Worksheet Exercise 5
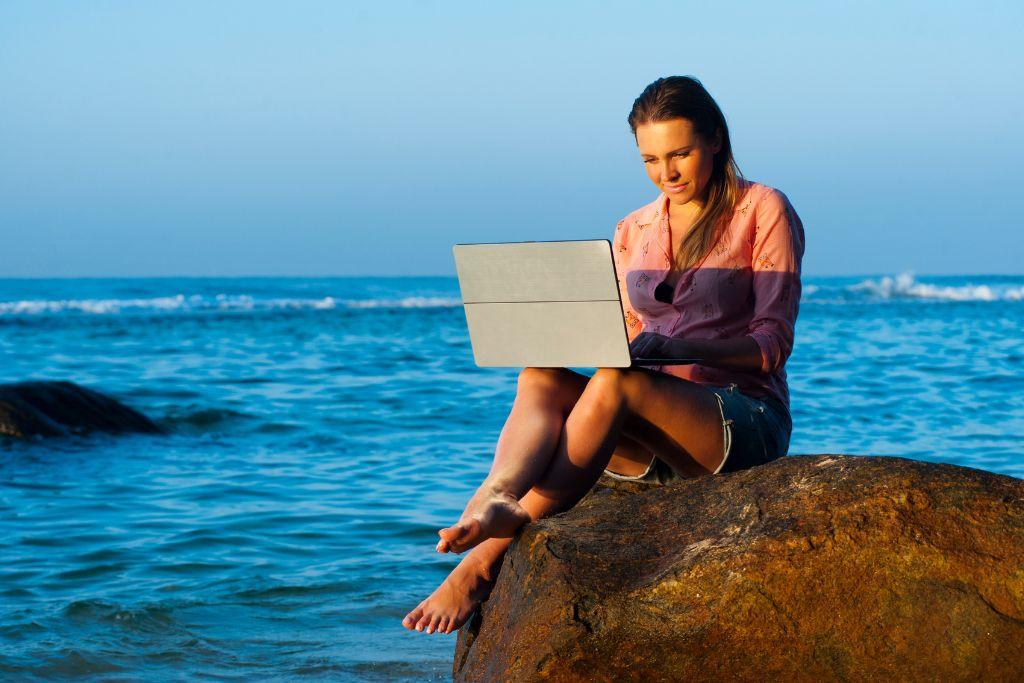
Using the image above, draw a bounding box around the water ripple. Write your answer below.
[1,275,1022,679]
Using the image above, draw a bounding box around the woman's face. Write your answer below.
[634,118,721,210]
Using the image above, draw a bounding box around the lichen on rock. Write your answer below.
[454,454,1024,681]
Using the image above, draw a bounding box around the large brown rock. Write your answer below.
[0,381,162,438]
[454,454,1024,681]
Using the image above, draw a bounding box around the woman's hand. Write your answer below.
[628,332,695,361]
[630,333,765,372]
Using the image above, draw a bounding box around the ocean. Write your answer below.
[1,274,1022,680]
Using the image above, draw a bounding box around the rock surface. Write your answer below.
[453,454,1024,682]
[0,381,162,438]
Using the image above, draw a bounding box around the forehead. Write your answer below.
[634,118,699,155]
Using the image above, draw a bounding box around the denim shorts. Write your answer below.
[603,382,792,485]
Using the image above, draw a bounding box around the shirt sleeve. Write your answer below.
[613,218,644,344]
[746,188,805,373]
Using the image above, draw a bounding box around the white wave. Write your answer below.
[0,294,462,316]
[346,296,461,309]
[0,295,192,315]
[848,272,1024,302]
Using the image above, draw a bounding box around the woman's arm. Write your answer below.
[629,333,763,372]
[745,188,805,373]
[630,187,805,373]
[676,336,763,372]
[613,219,644,344]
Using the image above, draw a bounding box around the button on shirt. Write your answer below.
[613,180,805,411]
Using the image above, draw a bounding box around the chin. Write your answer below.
[666,192,694,204]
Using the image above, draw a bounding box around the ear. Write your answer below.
[710,128,723,154]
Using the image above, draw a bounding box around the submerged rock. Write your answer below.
[0,381,162,438]
[454,454,1024,681]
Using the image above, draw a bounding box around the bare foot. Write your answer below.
[402,552,496,634]
[436,485,531,554]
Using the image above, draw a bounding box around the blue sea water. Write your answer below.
[1,274,1022,680]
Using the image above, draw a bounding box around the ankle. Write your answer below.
[482,478,524,500]
[462,548,505,583]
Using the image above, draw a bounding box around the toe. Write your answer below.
[438,616,451,634]
[439,522,468,543]
[426,613,441,634]
[402,605,424,630]
[415,611,431,632]
[448,520,481,553]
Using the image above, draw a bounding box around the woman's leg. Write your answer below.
[403,367,648,634]
[437,367,724,553]
[436,367,596,552]
[403,367,725,634]
[479,367,590,494]
[526,366,727,512]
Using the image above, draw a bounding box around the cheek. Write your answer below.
[683,157,706,181]
[696,155,715,183]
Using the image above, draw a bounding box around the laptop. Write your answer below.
[452,239,701,368]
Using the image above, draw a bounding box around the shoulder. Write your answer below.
[617,194,664,232]
[741,180,802,232]
[740,179,791,212]
[742,180,805,260]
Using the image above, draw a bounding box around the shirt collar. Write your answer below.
[635,193,668,228]
[642,193,672,267]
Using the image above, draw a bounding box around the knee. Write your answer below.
[589,367,626,391]
[586,368,629,406]
[517,367,572,398]
[588,367,648,408]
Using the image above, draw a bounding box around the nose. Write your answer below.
[659,160,678,182]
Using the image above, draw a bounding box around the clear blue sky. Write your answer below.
[1,1,1021,277]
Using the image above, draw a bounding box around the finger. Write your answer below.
[642,333,664,355]
[629,332,651,356]
[638,334,668,359]
[628,333,647,354]
[647,336,666,356]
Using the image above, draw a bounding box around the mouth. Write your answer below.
[663,182,689,194]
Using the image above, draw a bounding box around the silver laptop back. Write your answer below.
[453,240,630,368]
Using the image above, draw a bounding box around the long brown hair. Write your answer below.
[628,76,743,271]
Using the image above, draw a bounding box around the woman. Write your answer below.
[403,75,804,635]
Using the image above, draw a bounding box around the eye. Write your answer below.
[674,152,690,158]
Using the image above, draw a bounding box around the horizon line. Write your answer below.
[2,271,1024,281]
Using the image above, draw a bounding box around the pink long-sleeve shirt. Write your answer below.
[613,179,805,411]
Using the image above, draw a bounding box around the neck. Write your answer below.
[668,199,702,224]
[667,188,709,217]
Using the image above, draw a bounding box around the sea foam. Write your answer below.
[3,275,1022,317]
[847,273,1024,302]
[0,295,462,316]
